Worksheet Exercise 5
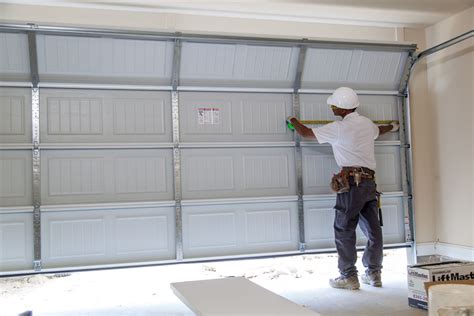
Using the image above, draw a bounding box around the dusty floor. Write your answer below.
[0,249,427,316]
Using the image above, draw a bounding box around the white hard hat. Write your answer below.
[327,87,359,109]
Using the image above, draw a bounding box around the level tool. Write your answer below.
[287,120,398,130]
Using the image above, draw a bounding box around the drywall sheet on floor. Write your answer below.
[171,277,319,315]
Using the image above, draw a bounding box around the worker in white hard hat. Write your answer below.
[287,87,399,290]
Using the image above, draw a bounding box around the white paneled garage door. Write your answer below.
[0,25,416,274]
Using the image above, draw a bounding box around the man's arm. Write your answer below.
[288,117,316,139]
[378,121,399,136]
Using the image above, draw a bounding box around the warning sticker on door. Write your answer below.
[198,108,220,125]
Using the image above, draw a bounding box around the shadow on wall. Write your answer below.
[426,45,474,67]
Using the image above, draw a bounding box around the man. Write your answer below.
[287,87,399,290]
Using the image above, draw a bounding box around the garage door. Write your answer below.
[0,26,416,274]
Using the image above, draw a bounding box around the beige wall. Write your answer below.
[3,3,471,248]
[1,3,398,41]
[423,7,474,247]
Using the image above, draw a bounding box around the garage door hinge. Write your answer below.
[299,243,306,252]
[33,260,41,271]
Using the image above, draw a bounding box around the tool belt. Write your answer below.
[330,166,375,193]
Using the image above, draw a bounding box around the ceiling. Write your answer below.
[2,0,474,27]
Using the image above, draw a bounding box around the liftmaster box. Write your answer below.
[407,261,474,310]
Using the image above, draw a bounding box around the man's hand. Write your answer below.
[390,121,400,132]
[286,116,298,130]
[378,121,400,136]
[286,116,316,139]
[286,116,297,124]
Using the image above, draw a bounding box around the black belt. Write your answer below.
[342,166,375,176]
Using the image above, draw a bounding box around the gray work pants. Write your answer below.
[334,178,383,277]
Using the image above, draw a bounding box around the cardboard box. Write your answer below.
[407,261,474,310]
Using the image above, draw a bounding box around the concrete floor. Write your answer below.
[1,249,427,316]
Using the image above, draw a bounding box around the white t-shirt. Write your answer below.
[313,112,379,170]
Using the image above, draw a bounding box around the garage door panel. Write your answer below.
[181,148,296,199]
[302,148,340,195]
[300,94,399,141]
[376,199,405,244]
[304,197,405,249]
[0,150,32,207]
[304,203,334,248]
[0,212,33,272]
[302,146,401,194]
[358,95,400,142]
[48,217,106,259]
[355,198,404,244]
[186,211,237,250]
[0,28,415,272]
[181,93,233,138]
[40,89,172,143]
[301,48,408,90]
[375,147,402,192]
[41,149,173,204]
[41,206,175,268]
[182,201,299,258]
[45,96,104,136]
[116,214,171,255]
[0,88,32,144]
[0,33,30,81]
[180,92,293,142]
[180,42,299,88]
[36,35,174,84]
[300,94,336,121]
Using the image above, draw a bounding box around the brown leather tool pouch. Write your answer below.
[330,170,350,193]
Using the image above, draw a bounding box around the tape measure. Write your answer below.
[299,120,398,125]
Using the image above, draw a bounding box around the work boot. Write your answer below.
[329,275,360,290]
[361,271,382,287]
